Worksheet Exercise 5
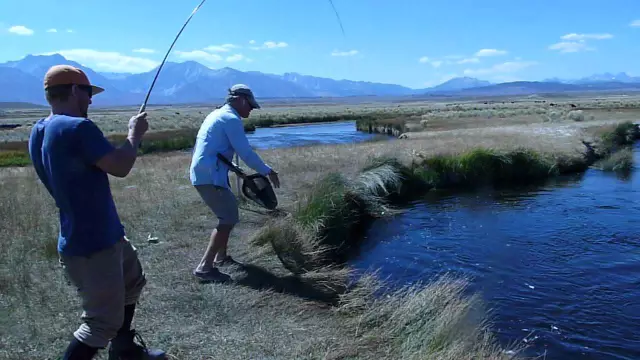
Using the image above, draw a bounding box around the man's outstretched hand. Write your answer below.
[268,170,280,188]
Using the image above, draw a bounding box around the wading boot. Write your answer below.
[108,329,166,360]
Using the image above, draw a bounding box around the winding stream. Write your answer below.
[352,144,640,360]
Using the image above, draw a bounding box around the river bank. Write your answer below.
[0,120,636,359]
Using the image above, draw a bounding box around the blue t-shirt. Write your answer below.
[28,114,125,256]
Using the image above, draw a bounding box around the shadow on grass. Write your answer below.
[231,263,343,306]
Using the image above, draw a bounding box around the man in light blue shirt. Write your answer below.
[190,84,280,282]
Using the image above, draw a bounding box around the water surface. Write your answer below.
[246,120,380,149]
[352,145,640,360]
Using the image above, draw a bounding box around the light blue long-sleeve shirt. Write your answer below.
[189,104,272,187]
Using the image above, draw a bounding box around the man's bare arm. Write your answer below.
[95,112,148,178]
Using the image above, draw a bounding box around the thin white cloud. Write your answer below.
[549,32,612,54]
[46,28,58,33]
[332,49,358,57]
[43,49,160,73]
[175,50,223,64]
[630,20,640,27]
[225,54,245,62]
[549,41,594,53]
[419,56,446,67]
[561,33,613,41]
[458,57,480,64]
[204,44,239,52]
[475,49,508,57]
[133,48,155,54]
[250,41,288,50]
[264,41,287,48]
[66,29,74,33]
[175,48,252,64]
[463,61,537,76]
[8,25,34,36]
[249,40,256,44]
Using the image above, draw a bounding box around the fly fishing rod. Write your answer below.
[136,0,345,147]
[138,0,344,114]
[138,0,208,114]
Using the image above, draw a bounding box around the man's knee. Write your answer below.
[74,300,124,348]
[216,223,235,234]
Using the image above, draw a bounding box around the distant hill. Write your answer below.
[429,80,640,97]
[0,101,48,109]
[543,72,640,85]
[2,53,640,107]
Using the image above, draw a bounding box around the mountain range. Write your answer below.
[2,54,640,107]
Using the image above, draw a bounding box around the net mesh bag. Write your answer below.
[242,174,278,210]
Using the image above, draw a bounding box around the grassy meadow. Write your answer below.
[0,93,639,359]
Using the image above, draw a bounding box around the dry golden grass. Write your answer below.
[0,113,628,359]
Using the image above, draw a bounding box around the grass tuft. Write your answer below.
[596,121,639,155]
[336,274,519,359]
[594,146,634,173]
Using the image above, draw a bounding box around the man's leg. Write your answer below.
[108,237,165,359]
[196,223,234,272]
[193,185,239,282]
[59,243,126,360]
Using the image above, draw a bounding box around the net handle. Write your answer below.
[216,153,246,179]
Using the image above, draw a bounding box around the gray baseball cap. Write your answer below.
[228,84,260,109]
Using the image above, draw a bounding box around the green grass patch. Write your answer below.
[107,129,198,155]
[412,148,559,189]
[0,150,30,167]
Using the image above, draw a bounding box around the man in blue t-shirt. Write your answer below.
[28,64,165,360]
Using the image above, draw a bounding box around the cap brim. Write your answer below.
[91,85,105,96]
[248,96,260,109]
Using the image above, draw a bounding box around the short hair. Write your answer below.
[45,84,73,103]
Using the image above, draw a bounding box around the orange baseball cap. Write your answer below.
[43,65,105,96]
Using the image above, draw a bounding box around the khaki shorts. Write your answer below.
[59,237,147,349]
[194,184,240,226]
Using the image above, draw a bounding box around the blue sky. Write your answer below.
[1,0,640,88]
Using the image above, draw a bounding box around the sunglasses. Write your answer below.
[75,84,93,98]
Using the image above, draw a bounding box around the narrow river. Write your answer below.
[351,144,640,360]
[246,120,380,149]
